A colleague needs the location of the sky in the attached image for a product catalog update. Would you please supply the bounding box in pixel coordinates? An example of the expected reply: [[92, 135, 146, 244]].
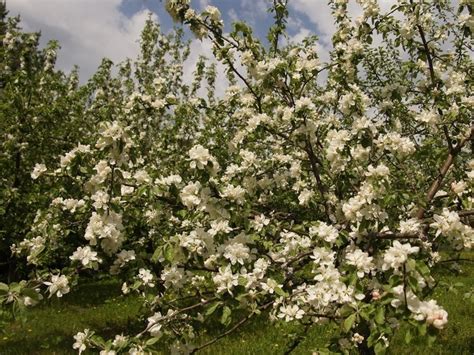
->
[[6, 0, 397, 83]]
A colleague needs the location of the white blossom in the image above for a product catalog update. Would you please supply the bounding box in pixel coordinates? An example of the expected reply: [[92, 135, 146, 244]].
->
[[138, 268, 155, 287], [213, 265, 238, 294], [382, 241, 419, 271], [223, 242, 250, 265], [70, 246, 102, 268], [31, 163, 47, 179], [345, 248, 374, 277], [220, 184, 246, 204], [278, 304, 305, 321], [180, 181, 201, 208], [44, 274, 70, 298], [147, 312, 163, 337], [309, 222, 339, 244], [73, 329, 91, 354]]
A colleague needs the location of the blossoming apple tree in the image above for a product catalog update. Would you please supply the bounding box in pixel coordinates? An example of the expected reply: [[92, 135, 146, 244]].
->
[[1, 0, 473, 353], [0, 3, 91, 294]]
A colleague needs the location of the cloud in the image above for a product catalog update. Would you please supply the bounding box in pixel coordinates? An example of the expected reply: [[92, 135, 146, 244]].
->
[[239, 0, 268, 26], [290, 0, 397, 45], [7, 0, 157, 82], [228, 8, 239, 22], [288, 0, 397, 61], [198, 0, 212, 9], [289, 0, 337, 47]]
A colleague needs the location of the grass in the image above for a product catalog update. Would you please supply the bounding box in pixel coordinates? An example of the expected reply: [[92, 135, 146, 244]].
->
[[0, 256, 472, 355], [197, 255, 474, 355], [0, 279, 143, 354]]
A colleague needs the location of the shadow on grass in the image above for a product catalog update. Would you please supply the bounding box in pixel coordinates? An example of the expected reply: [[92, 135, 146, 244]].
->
[[59, 278, 124, 306], [1, 329, 77, 355], [0, 279, 143, 354]]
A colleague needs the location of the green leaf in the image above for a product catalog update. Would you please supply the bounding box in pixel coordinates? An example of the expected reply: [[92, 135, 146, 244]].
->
[[238, 276, 247, 286], [137, 186, 148, 196], [21, 288, 40, 300], [405, 329, 412, 344], [418, 323, 427, 336], [205, 301, 221, 316], [163, 244, 174, 262], [9, 283, 21, 293], [375, 307, 385, 325], [339, 304, 353, 317], [151, 247, 161, 263], [360, 308, 370, 321], [343, 314, 356, 333], [221, 306, 232, 326], [274, 287, 288, 297], [374, 342, 386, 355], [0, 283, 9, 293], [427, 334, 437, 347], [146, 337, 160, 346], [417, 263, 430, 277]]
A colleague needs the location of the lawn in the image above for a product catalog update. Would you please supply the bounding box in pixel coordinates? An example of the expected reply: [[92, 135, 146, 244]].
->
[[1, 256, 472, 355]]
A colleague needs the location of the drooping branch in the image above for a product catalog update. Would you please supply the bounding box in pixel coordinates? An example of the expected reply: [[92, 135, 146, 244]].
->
[[136, 297, 217, 338], [190, 300, 274, 354]]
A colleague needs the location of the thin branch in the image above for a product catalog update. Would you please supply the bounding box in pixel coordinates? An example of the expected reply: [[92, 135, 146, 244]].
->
[[402, 263, 408, 311], [416, 22, 436, 83], [283, 323, 311, 355], [204, 35, 262, 113], [191, 301, 273, 353], [282, 250, 313, 268], [458, 210, 474, 218], [416, 126, 474, 219], [372, 232, 421, 240], [136, 297, 217, 338], [439, 258, 474, 264]]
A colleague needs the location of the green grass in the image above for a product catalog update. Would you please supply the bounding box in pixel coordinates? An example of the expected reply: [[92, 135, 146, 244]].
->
[[0, 257, 473, 355], [196, 255, 474, 355], [0, 279, 143, 354]]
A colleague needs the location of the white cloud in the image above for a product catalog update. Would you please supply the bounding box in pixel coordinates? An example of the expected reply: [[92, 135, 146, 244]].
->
[[8, 0, 157, 82], [239, 0, 268, 25], [198, 0, 212, 9], [289, 0, 397, 60], [228, 8, 239, 22], [290, 0, 337, 47], [289, 0, 397, 42]]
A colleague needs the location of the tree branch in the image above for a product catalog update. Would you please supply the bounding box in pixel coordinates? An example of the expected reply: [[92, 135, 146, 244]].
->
[[190, 301, 273, 353], [416, 126, 474, 219]]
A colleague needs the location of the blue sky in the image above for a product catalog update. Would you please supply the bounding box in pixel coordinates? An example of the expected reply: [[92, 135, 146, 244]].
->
[[117, 0, 298, 43], [7, 0, 392, 83]]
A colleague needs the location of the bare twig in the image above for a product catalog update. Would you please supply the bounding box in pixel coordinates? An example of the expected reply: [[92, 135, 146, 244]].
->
[[190, 301, 274, 353], [439, 258, 474, 264]]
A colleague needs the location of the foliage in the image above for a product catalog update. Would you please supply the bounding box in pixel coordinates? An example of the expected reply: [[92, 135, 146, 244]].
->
[[0, 0, 473, 354]]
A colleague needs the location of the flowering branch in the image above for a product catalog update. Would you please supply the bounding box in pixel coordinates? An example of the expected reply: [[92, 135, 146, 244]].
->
[[416, 126, 474, 219]]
